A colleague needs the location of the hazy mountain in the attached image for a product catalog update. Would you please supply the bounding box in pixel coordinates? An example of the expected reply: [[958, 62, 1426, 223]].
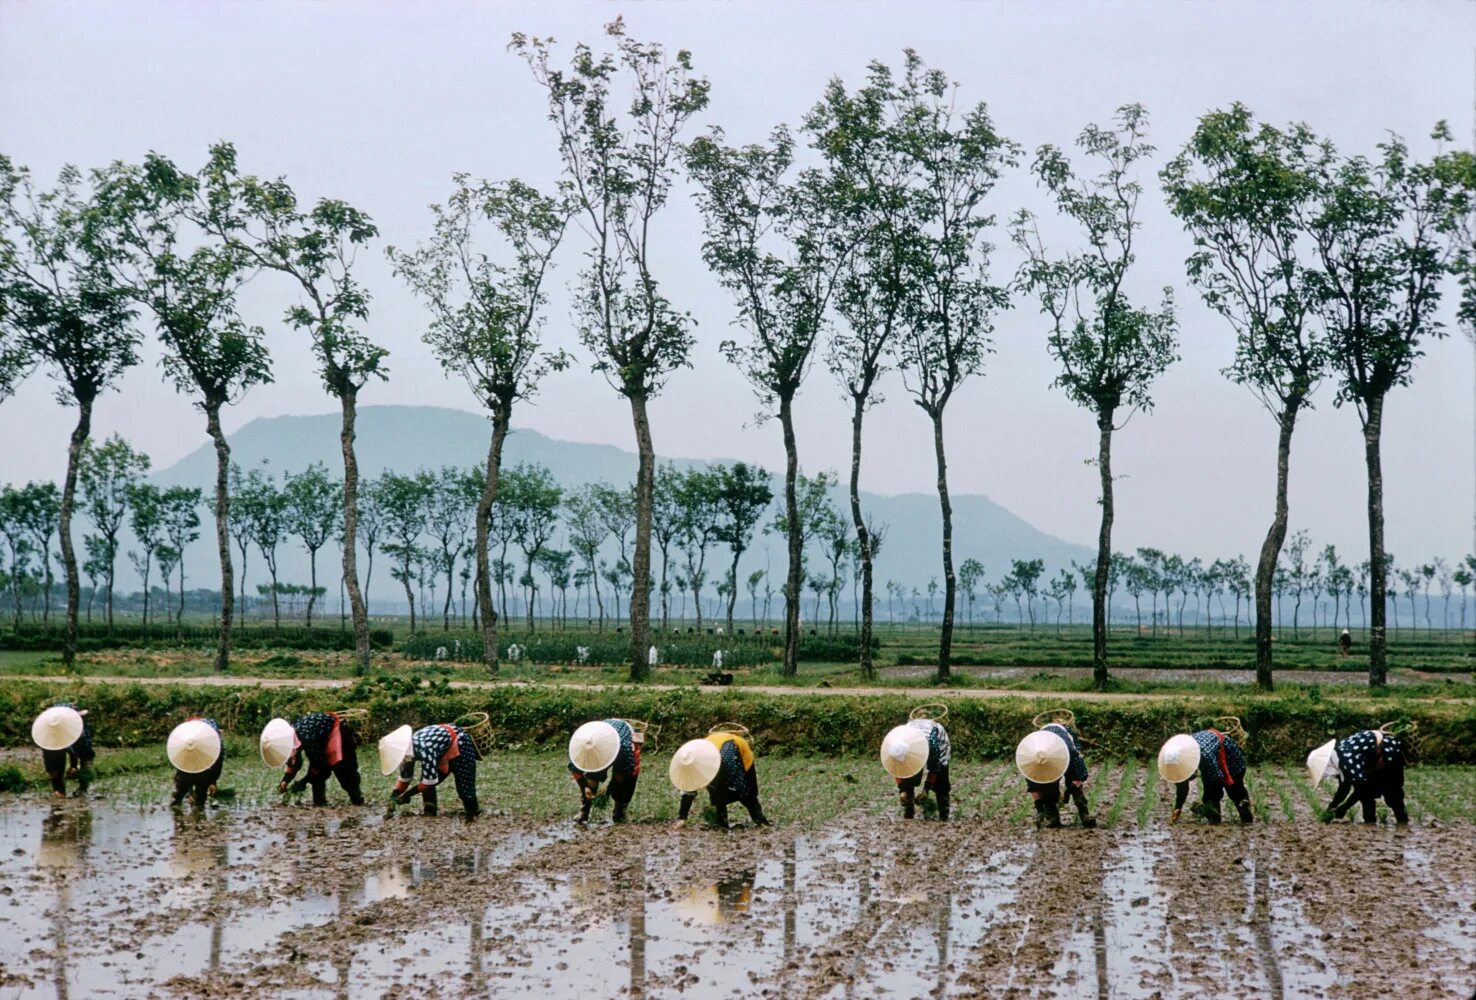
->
[[150, 405, 1094, 612]]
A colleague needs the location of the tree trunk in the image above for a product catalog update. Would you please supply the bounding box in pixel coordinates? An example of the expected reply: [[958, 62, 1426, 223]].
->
[[338, 390, 370, 674], [779, 393, 802, 678], [59, 397, 92, 672], [1091, 408, 1116, 690], [443, 549, 455, 632], [267, 560, 280, 628], [105, 552, 115, 633], [848, 392, 876, 680], [205, 403, 233, 672], [628, 393, 655, 682], [475, 404, 509, 675], [525, 552, 537, 632], [401, 566, 417, 633], [1253, 399, 1300, 691], [1363, 394, 1388, 686], [929, 407, 957, 682], [306, 549, 318, 626], [725, 544, 743, 635]]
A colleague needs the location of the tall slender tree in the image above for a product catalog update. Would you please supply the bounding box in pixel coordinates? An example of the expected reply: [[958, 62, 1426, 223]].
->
[[1299, 127, 1456, 685], [500, 463, 562, 632], [378, 471, 430, 633], [712, 462, 773, 635], [390, 175, 569, 669], [872, 53, 1019, 681], [1014, 105, 1178, 691], [195, 143, 381, 673], [282, 463, 342, 628], [0, 158, 138, 669], [13, 482, 60, 623], [1162, 104, 1328, 691], [686, 127, 850, 674], [159, 486, 202, 628], [513, 20, 709, 681], [91, 152, 271, 671]]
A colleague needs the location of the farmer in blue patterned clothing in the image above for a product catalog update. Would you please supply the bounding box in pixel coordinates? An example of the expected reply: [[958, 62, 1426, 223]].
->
[[568, 719, 641, 823], [278, 712, 365, 806], [382, 723, 480, 818], [676, 731, 769, 829], [1161, 729, 1253, 825], [32, 703, 94, 798], [1321, 729, 1408, 825], [895, 718, 952, 820], [1026, 722, 1096, 829]]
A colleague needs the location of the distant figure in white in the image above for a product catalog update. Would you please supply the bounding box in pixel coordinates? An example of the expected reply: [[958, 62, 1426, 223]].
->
[[576, 646, 591, 665], [648, 646, 659, 667], [712, 650, 724, 669], [434, 646, 448, 661], [508, 644, 524, 663]]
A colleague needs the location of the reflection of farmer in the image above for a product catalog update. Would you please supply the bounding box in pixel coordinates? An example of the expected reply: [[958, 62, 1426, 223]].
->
[[262, 713, 364, 806], [380, 724, 480, 818], [670, 731, 769, 829], [1017, 722, 1096, 829], [1160, 729, 1253, 825], [568, 719, 640, 823], [1337, 629, 1352, 657], [881, 718, 952, 820], [32, 704, 95, 798], [168, 718, 224, 810], [1312, 730, 1408, 825]]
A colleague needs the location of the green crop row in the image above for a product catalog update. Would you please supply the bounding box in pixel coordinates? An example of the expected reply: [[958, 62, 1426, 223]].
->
[[1, 677, 1470, 765]]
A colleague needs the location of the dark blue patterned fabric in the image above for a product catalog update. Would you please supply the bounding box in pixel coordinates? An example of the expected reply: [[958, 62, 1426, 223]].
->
[[1190, 730, 1246, 786], [1044, 723, 1089, 782]]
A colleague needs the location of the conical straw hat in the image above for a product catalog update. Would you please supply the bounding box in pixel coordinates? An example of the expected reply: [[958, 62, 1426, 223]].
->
[[167, 720, 221, 774], [1157, 734, 1201, 784], [32, 706, 84, 751], [569, 720, 620, 773], [378, 724, 413, 776], [259, 718, 296, 768], [1306, 739, 1340, 785], [669, 738, 722, 793], [1015, 729, 1070, 783], [880, 724, 928, 779]]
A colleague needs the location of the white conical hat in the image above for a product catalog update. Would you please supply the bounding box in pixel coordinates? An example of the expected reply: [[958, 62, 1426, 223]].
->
[[32, 706, 84, 751], [167, 720, 221, 774], [669, 738, 722, 793], [880, 724, 928, 779], [1306, 739, 1340, 785], [259, 718, 297, 768], [569, 720, 621, 773], [1157, 734, 1202, 784], [378, 724, 413, 776], [1015, 729, 1070, 783]]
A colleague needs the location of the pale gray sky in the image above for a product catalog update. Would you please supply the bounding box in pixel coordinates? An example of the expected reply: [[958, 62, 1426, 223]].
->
[[2, 0, 1473, 565]]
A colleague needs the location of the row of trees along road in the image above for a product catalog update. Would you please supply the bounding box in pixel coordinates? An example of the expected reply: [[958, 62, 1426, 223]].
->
[[3, 26, 1476, 687]]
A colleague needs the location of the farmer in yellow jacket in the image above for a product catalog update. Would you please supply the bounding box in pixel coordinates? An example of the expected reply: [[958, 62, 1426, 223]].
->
[[670, 729, 769, 829]]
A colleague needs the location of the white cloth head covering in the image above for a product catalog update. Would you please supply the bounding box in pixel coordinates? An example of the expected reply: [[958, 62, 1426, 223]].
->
[[167, 720, 221, 774], [880, 724, 929, 779], [1306, 739, 1340, 785], [1157, 734, 1202, 784], [1015, 729, 1070, 783], [259, 718, 297, 768], [569, 720, 621, 773], [32, 706, 85, 751], [377, 724, 414, 776], [669, 738, 722, 793]]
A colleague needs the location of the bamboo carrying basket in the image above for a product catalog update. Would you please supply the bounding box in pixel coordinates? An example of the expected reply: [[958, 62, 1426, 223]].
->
[[1032, 708, 1076, 730], [330, 709, 370, 737], [908, 703, 949, 723], [618, 718, 660, 751], [1211, 716, 1249, 745], [1377, 719, 1417, 738], [708, 722, 753, 750], [454, 712, 496, 756]]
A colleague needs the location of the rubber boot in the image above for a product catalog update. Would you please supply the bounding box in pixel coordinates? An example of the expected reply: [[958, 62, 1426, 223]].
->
[[612, 800, 628, 823], [714, 802, 730, 829], [936, 789, 950, 822], [423, 786, 439, 817], [901, 787, 916, 820], [1070, 786, 1096, 829], [463, 797, 480, 819], [746, 800, 770, 827], [1035, 799, 1062, 829], [578, 799, 592, 823], [311, 780, 328, 807], [75, 767, 92, 797], [1236, 799, 1254, 824]]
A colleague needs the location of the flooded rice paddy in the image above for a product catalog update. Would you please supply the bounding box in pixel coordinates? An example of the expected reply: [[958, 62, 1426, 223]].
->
[[0, 755, 1471, 998]]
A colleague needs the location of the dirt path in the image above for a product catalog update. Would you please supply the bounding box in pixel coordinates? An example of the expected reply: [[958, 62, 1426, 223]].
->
[[8, 673, 1467, 704]]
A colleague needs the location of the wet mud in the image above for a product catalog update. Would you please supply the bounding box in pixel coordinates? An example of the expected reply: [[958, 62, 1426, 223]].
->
[[1, 788, 1472, 999]]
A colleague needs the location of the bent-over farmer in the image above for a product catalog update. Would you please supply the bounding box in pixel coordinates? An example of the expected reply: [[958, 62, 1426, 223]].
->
[[880, 717, 952, 820], [32, 703, 95, 799], [379, 723, 480, 818], [670, 729, 769, 829], [261, 713, 365, 806], [1159, 729, 1253, 825], [1309, 729, 1409, 825], [168, 717, 224, 810], [1017, 721, 1096, 829], [568, 719, 640, 823]]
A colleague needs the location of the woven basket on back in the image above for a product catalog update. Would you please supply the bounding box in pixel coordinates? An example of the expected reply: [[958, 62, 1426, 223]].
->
[[454, 712, 496, 756]]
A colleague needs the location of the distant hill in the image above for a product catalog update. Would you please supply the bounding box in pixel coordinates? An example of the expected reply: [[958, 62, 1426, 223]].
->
[[151, 405, 1094, 612]]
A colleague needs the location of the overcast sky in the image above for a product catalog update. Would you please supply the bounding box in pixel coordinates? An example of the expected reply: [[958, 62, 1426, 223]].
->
[[2, 0, 1474, 566]]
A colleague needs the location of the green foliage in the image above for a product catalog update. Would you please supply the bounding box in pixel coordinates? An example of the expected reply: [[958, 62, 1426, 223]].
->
[[0, 622, 389, 653], [0, 764, 25, 793]]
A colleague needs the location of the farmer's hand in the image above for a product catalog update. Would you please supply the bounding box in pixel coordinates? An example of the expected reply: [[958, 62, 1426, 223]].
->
[[207, 784, 218, 799], [66, 767, 79, 779], [583, 786, 595, 801], [278, 781, 289, 794], [1169, 808, 1181, 825]]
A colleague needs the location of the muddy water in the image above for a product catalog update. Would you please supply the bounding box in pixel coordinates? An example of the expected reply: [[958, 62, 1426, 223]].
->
[[0, 800, 1472, 999]]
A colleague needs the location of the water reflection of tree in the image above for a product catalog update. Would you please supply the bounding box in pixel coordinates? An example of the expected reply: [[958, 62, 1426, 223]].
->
[[40, 804, 92, 1000], [170, 811, 230, 974], [629, 847, 647, 1000]]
